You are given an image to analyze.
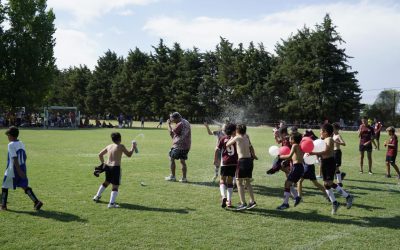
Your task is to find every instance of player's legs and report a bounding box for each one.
[108,184,119,207]
[180,159,187,180]
[94,181,109,201]
[236,178,246,205]
[169,158,176,178]
[390,161,400,176]
[22,187,43,210]
[311,180,328,197]
[226,176,234,207]
[359,151,365,173]
[297,178,304,197]
[1,188,8,210]
[244,178,255,204]
[386,162,391,177]
[367,151,372,173]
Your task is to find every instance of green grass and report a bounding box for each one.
[0,124,399,249]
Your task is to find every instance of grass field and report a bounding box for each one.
[0,123,399,249]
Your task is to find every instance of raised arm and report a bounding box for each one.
[204,122,213,135]
[226,136,237,147]
[122,144,135,158]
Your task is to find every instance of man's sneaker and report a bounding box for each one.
[34,201,43,211]
[331,201,340,215]
[341,172,346,180]
[93,195,101,202]
[179,178,188,183]
[359,171,363,174]
[236,203,247,211]
[0,205,7,211]
[165,175,176,181]
[294,196,302,207]
[368,171,373,175]
[226,200,233,208]
[277,203,289,210]
[221,197,227,208]
[346,195,354,209]
[247,201,257,210]
[108,203,120,208]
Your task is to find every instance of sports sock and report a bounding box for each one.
[96,184,106,197]
[334,185,349,198]
[25,187,39,203]
[336,172,342,183]
[325,188,336,202]
[290,186,299,198]
[110,191,118,204]
[283,190,290,204]
[219,184,227,198]
[227,188,233,202]
[1,188,8,206]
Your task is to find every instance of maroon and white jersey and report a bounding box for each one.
[387,134,398,157]
[359,124,374,145]
[217,135,238,166]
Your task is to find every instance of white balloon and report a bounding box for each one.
[268,145,280,156]
[313,139,326,153]
[304,154,317,165]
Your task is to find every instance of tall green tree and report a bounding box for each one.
[363,89,400,125]
[2,0,56,110]
[270,14,361,122]
[0,1,6,108]
[86,50,123,115]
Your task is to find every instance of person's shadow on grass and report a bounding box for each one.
[95,201,193,214]
[244,208,399,230]
[8,209,87,223]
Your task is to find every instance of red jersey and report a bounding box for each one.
[217,135,238,166]
[387,134,398,157]
[374,122,382,134]
[359,124,374,145]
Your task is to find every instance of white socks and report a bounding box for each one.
[110,191,118,204]
[220,184,227,198]
[96,185,106,197]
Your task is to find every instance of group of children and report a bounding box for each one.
[1,119,398,214]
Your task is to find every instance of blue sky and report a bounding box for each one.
[48,0,400,104]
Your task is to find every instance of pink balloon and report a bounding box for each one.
[301,140,314,153]
[302,136,313,141]
[279,146,291,155]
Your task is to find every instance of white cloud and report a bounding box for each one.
[55,28,101,69]
[143,1,400,103]
[118,10,135,16]
[48,0,157,25]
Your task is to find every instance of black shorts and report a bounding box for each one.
[359,144,372,152]
[105,165,121,185]
[334,149,342,167]
[321,157,336,182]
[302,164,316,180]
[386,155,397,164]
[236,158,253,178]
[287,163,304,183]
[169,148,189,160]
[221,165,236,177]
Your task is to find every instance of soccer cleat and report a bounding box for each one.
[107,203,120,208]
[341,172,346,180]
[221,197,227,208]
[93,195,101,202]
[165,175,176,181]
[346,195,354,209]
[294,197,302,207]
[236,203,247,211]
[276,203,289,210]
[247,201,257,210]
[179,177,188,183]
[331,201,340,215]
[226,200,233,208]
[34,201,43,211]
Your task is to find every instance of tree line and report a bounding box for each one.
[1,1,367,124]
